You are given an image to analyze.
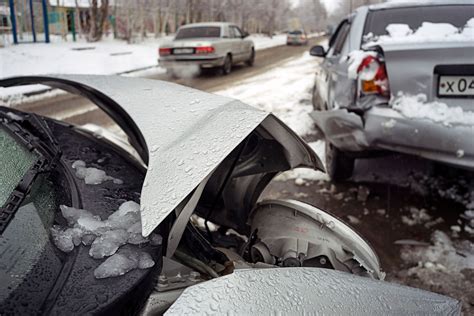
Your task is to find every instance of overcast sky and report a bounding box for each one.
[290,0,341,14]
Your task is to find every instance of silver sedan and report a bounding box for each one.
[159,22,255,76]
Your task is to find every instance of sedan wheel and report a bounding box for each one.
[222,55,232,75]
[246,49,255,67]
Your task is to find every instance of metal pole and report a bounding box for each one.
[71,10,76,41]
[41,0,50,43]
[29,0,37,42]
[8,0,18,44]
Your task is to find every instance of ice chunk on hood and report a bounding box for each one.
[72,160,123,185]
[50,201,155,279]
[89,229,129,259]
[93,248,155,279]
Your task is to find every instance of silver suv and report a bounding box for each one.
[310,1,474,181]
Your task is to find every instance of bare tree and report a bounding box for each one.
[86,0,110,42]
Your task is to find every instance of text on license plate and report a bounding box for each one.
[173,48,194,55]
[438,75,474,97]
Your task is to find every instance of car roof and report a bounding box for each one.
[367,0,474,11]
[179,22,234,29]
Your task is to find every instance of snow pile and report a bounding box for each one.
[72,160,123,185]
[365,19,474,45]
[216,51,320,136]
[390,92,474,127]
[345,50,377,79]
[273,140,328,183]
[400,230,474,276]
[247,34,288,50]
[386,24,412,37]
[50,201,158,278]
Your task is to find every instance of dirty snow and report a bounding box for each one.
[390,92,474,127]
[72,160,123,185]
[216,51,320,137]
[365,19,474,45]
[397,230,474,311]
[51,201,157,278]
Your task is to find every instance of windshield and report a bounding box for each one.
[175,26,221,39]
[0,127,38,206]
[364,5,474,36]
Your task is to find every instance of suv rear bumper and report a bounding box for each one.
[311,106,474,170]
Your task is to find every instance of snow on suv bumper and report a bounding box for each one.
[311,106,474,170]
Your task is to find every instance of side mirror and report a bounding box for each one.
[310,45,326,57]
[242,31,249,38]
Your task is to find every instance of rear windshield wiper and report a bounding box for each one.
[0,110,61,233]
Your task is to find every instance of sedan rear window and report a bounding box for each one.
[364,5,474,36]
[175,26,221,39]
[289,30,303,35]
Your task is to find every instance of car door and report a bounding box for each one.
[230,26,248,62]
[322,19,354,110]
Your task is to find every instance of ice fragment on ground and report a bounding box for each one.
[450,225,461,233]
[401,207,431,226]
[376,209,386,216]
[347,215,361,225]
[89,229,129,259]
[94,248,155,279]
[72,160,123,185]
[357,185,370,202]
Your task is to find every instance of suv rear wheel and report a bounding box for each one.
[326,141,355,181]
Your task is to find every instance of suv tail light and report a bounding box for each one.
[159,48,171,56]
[357,55,389,97]
[195,46,215,54]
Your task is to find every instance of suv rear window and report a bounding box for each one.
[364,5,474,36]
[289,30,303,35]
[175,26,221,39]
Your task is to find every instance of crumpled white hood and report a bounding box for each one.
[0,75,322,237]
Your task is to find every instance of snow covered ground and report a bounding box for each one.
[0,33,291,100]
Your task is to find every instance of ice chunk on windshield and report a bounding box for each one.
[72,160,123,185]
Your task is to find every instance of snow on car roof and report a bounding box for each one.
[179,22,235,28]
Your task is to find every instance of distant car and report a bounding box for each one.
[309,1,474,181]
[287,30,308,45]
[159,22,255,75]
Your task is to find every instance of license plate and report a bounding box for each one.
[438,75,474,97]
[173,48,194,55]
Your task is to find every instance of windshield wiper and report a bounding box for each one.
[0,110,61,234]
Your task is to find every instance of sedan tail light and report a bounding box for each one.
[159,48,172,56]
[195,46,215,54]
[357,55,389,97]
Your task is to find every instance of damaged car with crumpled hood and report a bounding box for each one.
[309,1,474,181]
[0,75,462,315]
